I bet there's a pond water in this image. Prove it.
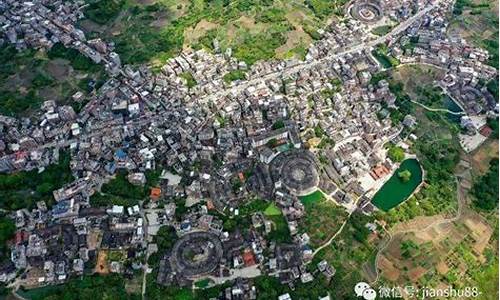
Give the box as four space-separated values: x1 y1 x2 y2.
371 158 423 211
443 95 464 123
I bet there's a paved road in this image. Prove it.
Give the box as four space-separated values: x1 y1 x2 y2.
409 99 466 115
140 204 149 297
193 0 442 142
312 195 363 257
2 0 441 160
206 265 262 285
201 0 441 104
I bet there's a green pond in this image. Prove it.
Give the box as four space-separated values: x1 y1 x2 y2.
443 95 464 123
372 159 423 211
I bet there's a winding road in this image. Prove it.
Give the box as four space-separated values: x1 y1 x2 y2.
370 166 469 284
409 99 465 115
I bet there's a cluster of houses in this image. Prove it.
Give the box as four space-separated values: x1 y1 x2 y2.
2 203 145 287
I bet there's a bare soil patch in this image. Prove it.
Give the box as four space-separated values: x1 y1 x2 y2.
79 19 105 33
87 229 101 250
38 86 61 102
391 215 444 232
183 19 219 49
96 250 110 274
393 65 446 98
471 139 499 175
275 27 311 59
46 59 71 80
5 68 35 91
463 211 493 258
379 255 400 281
135 0 155 5
407 266 427 281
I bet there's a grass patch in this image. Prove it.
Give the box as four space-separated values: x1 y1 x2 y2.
222 69 246 83
194 278 213 289
372 44 400 68
238 198 269 215
17 274 139 300
299 190 324 205
285 42 308 60
180 72 197 88
264 203 281 216
300 196 348 247
371 25 393 36
267 212 292 243
90 169 161 207
108 250 125 262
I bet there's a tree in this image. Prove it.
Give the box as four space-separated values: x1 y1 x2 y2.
223 70 246 83
0 217 15 262
155 225 178 252
180 72 197 88
314 125 325 138
272 119 285 130
387 144 405 162
0 150 73 210
266 138 278 148
398 170 412 183
472 159 499 211
22 274 140 300
487 117 499 137
100 171 147 200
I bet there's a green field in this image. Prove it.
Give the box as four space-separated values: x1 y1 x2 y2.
371 25 393 36
194 278 213 289
299 190 324 204
89 169 161 207
372 159 423 211
264 203 281 216
0 151 73 210
80 0 350 66
372 46 400 69
299 194 348 247
16 275 140 300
